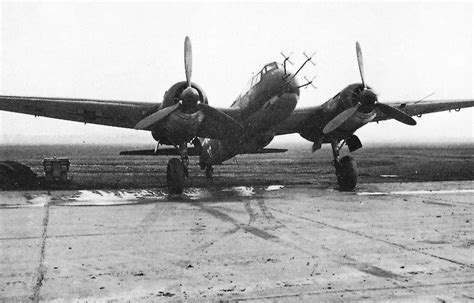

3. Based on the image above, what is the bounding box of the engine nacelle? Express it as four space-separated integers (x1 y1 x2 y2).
162 81 208 108
150 81 207 145
299 83 373 142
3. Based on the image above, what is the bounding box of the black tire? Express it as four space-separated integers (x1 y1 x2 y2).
205 166 213 179
166 158 185 194
337 156 357 191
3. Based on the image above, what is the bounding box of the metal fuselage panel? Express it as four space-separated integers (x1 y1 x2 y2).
164 111 205 144
200 66 299 166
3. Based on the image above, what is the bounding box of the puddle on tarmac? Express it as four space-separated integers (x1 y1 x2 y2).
58 189 167 206
220 186 255 196
265 185 284 191
0 193 54 208
3 185 285 208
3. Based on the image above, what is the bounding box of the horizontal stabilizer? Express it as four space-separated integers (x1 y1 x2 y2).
120 147 287 156
120 147 202 156
246 148 288 154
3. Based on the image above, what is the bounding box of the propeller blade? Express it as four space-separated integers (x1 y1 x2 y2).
323 103 361 134
184 36 192 87
375 103 417 126
134 103 180 130
355 41 365 88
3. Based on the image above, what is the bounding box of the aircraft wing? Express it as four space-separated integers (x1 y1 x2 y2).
0 95 159 129
274 107 324 135
275 99 474 135
372 99 474 122
0 95 244 140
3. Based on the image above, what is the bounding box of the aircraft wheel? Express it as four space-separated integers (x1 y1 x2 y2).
205 165 213 179
166 158 185 194
336 156 357 191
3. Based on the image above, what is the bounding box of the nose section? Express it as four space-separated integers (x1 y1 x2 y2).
271 69 300 115
283 74 300 96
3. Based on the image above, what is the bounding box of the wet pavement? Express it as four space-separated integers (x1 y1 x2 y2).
1 181 473 301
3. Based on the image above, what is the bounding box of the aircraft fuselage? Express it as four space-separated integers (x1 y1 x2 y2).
199 63 299 166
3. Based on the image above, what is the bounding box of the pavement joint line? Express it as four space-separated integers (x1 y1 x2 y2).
267 206 473 268
0 228 193 241
361 192 473 206
372 194 472 206
357 189 474 196
30 201 50 302
235 280 474 301
371 191 473 207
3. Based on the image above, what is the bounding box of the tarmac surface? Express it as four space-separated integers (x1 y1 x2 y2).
1 180 473 301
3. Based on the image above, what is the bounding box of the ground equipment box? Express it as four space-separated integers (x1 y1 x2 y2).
43 157 70 183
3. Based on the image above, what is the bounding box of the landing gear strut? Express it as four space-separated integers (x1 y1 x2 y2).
331 140 357 191
166 143 189 194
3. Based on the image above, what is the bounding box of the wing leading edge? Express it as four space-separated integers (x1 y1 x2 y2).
275 99 474 136
0 95 159 129
0 95 244 140
373 99 474 122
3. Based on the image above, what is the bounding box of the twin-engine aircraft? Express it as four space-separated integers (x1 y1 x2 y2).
1 37 473 193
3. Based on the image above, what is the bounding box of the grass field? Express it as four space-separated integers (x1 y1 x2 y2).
0 143 473 190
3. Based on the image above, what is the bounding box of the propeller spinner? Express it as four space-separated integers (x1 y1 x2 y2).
323 42 416 134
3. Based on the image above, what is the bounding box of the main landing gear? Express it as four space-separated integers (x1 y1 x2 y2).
193 138 214 179
166 143 189 194
331 140 358 191
166 158 185 194
205 165 213 179
199 160 213 179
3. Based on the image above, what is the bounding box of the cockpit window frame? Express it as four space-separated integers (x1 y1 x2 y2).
262 62 278 75
244 62 281 90
253 72 262 86
250 72 259 87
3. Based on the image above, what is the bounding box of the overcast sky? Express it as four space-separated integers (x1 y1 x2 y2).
1 1 472 146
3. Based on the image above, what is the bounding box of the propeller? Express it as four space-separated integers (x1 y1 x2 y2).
135 36 201 129
184 36 192 87
134 103 180 130
180 36 200 112
355 42 365 88
322 42 416 134
375 103 417 125
323 103 361 134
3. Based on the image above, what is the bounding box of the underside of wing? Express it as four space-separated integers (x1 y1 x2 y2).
120 147 203 156
373 99 474 122
0 95 159 129
274 106 324 136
